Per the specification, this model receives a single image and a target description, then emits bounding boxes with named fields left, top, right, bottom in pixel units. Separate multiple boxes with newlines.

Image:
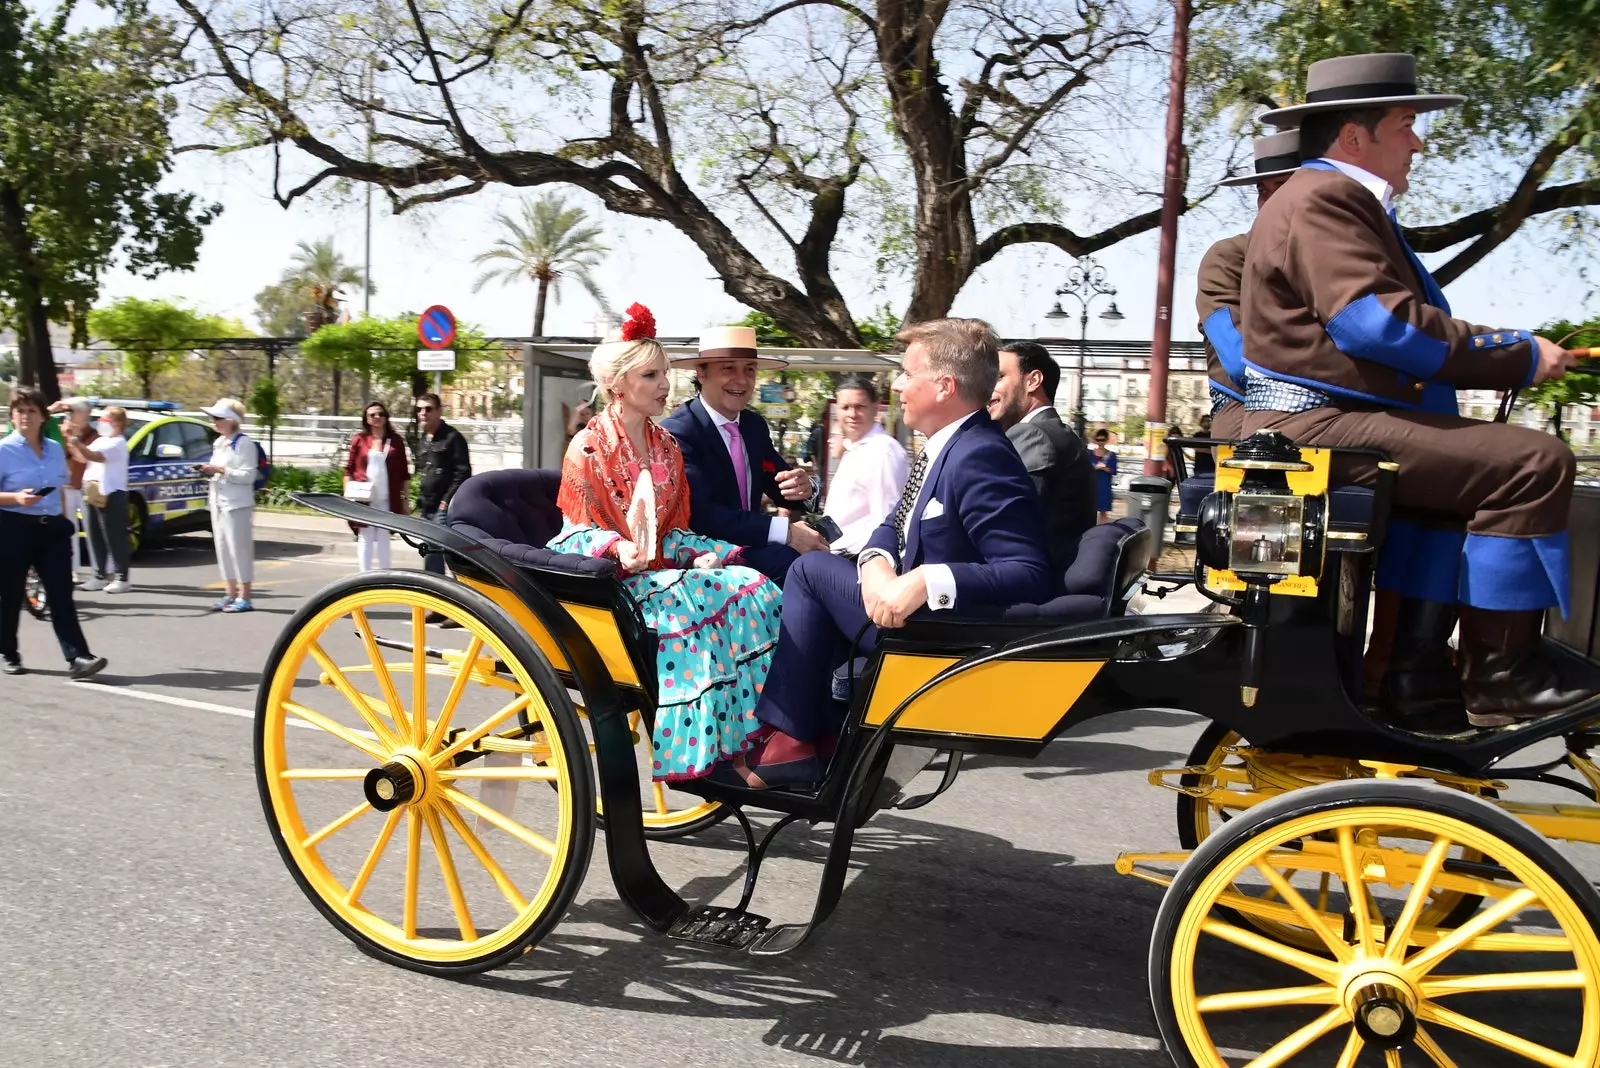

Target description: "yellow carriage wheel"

left=257, top=571, right=595, bottom=975
left=1150, top=779, right=1600, bottom=1068
left=1177, top=722, right=1487, bottom=951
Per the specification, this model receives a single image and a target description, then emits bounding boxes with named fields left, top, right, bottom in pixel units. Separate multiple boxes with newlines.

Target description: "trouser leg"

left=754, top=553, right=874, bottom=742
left=64, top=488, right=88, bottom=571
left=216, top=508, right=253, bottom=584
left=36, top=521, right=90, bottom=662
left=87, top=504, right=109, bottom=577
left=0, top=518, right=30, bottom=662
left=422, top=508, right=446, bottom=575
left=102, top=491, right=130, bottom=577
left=1211, top=401, right=1244, bottom=442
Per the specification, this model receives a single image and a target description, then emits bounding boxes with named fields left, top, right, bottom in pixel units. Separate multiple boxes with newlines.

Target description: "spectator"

left=1191, top=413, right=1216, bottom=477
left=0, top=386, right=106, bottom=678
left=412, top=392, right=472, bottom=576
left=1164, top=423, right=1186, bottom=481
left=199, top=398, right=260, bottom=612
left=1091, top=428, right=1118, bottom=523
left=344, top=401, right=411, bottom=571
left=821, top=376, right=908, bottom=556
left=50, top=397, right=98, bottom=581
left=69, top=405, right=132, bottom=593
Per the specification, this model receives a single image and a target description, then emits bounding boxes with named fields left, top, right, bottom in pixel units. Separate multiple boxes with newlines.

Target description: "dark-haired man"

left=1242, top=52, right=1593, bottom=726
left=821, top=376, right=907, bottom=556
left=989, top=341, right=1095, bottom=572
left=413, top=392, right=472, bottom=577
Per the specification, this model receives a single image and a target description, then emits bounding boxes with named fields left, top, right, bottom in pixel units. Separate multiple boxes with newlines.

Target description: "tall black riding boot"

left=1379, top=598, right=1465, bottom=728
left=1459, top=607, right=1600, bottom=727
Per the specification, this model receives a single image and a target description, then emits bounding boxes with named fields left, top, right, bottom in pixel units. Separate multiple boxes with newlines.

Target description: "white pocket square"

left=920, top=497, right=945, bottom=520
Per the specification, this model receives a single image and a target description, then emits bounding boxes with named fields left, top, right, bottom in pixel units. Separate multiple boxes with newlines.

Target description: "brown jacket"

left=1242, top=165, right=1534, bottom=407
left=1197, top=232, right=1248, bottom=399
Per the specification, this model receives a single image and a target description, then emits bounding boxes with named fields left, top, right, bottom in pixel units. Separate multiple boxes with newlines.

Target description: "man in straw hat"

left=661, top=325, right=829, bottom=584
left=1199, top=127, right=1301, bottom=442
left=1241, top=52, right=1595, bottom=727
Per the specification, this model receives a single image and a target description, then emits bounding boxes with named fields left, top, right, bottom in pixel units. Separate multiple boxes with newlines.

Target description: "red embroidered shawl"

left=556, top=406, right=691, bottom=554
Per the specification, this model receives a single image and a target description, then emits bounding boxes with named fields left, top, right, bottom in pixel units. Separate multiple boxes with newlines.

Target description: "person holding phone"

left=0, top=386, right=106, bottom=678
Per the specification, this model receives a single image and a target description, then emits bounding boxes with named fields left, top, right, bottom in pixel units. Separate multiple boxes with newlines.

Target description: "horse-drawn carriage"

left=257, top=432, right=1600, bottom=1067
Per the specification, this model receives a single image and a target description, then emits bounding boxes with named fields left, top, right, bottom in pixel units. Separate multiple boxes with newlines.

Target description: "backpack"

left=232, top=433, right=271, bottom=491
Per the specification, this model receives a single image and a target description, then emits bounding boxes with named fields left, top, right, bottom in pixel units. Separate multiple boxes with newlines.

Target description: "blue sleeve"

left=944, top=438, right=1053, bottom=603
left=1202, top=307, right=1247, bottom=383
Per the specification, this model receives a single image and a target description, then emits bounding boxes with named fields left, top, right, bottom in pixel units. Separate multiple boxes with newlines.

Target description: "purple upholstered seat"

left=446, top=469, right=617, bottom=577
left=999, top=517, right=1150, bottom=623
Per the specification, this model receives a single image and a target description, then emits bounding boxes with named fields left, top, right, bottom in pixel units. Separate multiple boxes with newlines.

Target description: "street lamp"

left=1044, top=257, right=1122, bottom=438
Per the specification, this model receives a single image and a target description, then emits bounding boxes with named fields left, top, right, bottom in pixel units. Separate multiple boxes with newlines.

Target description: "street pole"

left=1145, top=0, right=1192, bottom=475
left=1076, top=308, right=1089, bottom=439
left=360, top=61, right=375, bottom=409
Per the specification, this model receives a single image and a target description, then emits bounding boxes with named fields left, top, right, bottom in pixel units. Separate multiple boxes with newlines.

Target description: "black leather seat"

left=446, top=469, right=615, bottom=577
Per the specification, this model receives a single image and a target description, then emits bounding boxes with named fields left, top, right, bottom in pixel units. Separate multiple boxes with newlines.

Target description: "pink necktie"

left=722, top=422, right=750, bottom=509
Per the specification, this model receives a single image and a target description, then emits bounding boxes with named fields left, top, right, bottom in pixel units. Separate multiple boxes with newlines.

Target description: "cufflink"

left=1414, top=381, right=1425, bottom=391
left=936, top=593, right=951, bottom=607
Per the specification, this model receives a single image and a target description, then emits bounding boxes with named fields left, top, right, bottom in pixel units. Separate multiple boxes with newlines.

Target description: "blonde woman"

left=546, top=304, right=781, bottom=782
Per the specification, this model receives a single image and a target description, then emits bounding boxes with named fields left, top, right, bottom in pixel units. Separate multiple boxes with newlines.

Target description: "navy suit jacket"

left=660, top=397, right=795, bottom=548
left=864, top=410, right=1053, bottom=607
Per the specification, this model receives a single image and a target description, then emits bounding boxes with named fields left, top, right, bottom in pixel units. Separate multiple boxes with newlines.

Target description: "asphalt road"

left=2, top=527, right=1597, bottom=1068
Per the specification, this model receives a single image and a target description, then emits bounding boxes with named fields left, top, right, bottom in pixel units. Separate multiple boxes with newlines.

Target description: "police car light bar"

left=88, top=398, right=179, bottom=411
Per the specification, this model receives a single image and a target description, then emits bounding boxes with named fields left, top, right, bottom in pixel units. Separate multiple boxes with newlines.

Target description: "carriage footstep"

left=667, top=906, right=771, bottom=949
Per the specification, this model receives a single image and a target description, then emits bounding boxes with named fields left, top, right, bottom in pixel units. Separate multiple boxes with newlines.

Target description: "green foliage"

left=296, top=313, right=490, bottom=390
left=249, top=375, right=282, bottom=436
left=0, top=348, right=16, bottom=382
left=1521, top=318, right=1600, bottom=439
left=734, top=310, right=801, bottom=347
left=254, top=238, right=373, bottom=337
left=258, top=463, right=344, bottom=508
left=471, top=193, right=610, bottom=335
left=87, top=296, right=249, bottom=398
left=0, top=0, right=219, bottom=394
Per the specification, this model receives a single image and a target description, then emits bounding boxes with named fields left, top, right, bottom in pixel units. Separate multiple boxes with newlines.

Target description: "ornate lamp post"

left=1044, top=257, right=1124, bottom=438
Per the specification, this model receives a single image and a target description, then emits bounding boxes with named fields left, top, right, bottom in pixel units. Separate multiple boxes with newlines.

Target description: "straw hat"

left=1218, top=128, right=1303, bottom=187
left=1260, top=53, right=1464, bottom=128
left=669, top=325, right=789, bottom=370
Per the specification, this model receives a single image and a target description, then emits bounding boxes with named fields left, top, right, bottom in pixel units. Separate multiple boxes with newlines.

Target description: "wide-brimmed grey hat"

left=1219, top=128, right=1303, bottom=187
left=1260, top=53, right=1465, bottom=127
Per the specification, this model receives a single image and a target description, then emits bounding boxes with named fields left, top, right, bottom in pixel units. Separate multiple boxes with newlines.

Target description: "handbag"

left=343, top=479, right=374, bottom=503
left=83, top=480, right=107, bottom=508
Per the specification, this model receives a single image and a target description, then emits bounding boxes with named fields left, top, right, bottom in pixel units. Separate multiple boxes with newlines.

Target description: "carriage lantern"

left=1194, top=432, right=1327, bottom=706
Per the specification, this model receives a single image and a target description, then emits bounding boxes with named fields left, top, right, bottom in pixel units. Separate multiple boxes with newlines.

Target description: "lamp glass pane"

left=1228, top=493, right=1303, bottom=576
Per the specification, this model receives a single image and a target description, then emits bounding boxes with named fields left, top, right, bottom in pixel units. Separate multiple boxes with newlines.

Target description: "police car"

left=82, top=400, right=219, bottom=554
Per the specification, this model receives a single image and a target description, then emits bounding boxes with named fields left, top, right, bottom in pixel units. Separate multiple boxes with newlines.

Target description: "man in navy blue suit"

left=660, top=326, right=830, bottom=584
left=717, top=318, right=1052, bottom=788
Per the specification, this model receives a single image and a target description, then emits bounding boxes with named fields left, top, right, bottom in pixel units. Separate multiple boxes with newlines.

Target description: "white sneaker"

left=105, top=578, right=132, bottom=594
left=80, top=576, right=108, bottom=591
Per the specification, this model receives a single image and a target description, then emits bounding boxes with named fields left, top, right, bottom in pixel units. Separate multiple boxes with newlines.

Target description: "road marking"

left=63, top=681, right=365, bottom=737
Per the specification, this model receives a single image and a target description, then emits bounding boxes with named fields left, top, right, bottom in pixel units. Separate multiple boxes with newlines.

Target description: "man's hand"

left=860, top=555, right=896, bottom=621
left=615, top=540, right=647, bottom=573
left=786, top=520, right=829, bottom=554
left=775, top=467, right=813, bottom=501
left=1533, top=336, right=1581, bottom=385
left=198, top=463, right=224, bottom=475
left=867, top=568, right=929, bottom=629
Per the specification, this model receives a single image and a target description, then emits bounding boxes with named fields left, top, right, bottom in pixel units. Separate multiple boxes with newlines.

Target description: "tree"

left=0, top=348, right=16, bottom=382
left=0, top=0, right=219, bottom=402
left=297, top=312, right=486, bottom=394
left=254, top=238, right=372, bottom=413
left=1189, top=0, right=1600, bottom=285
left=249, top=375, right=281, bottom=459
left=87, top=296, right=249, bottom=398
left=471, top=194, right=610, bottom=336
left=1522, top=317, right=1600, bottom=441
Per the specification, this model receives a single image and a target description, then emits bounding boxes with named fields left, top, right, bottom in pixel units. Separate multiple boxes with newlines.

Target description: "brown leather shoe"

left=1459, top=607, right=1600, bottom=727
left=1379, top=599, right=1468, bottom=730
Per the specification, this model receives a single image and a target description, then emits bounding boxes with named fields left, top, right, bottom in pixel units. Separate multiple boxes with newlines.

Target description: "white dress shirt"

left=858, top=410, right=978, bottom=612
left=1018, top=403, right=1051, bottom=425
left=823, top=423, right=908, bottom=555
left=1317, top=157, right=1395, bottom=212
left=702, top=401, right=787, bottom=545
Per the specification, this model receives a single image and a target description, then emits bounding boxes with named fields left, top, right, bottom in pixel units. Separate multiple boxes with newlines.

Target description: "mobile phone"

left=33, top=486, right=56, bottom=496
left=807, top=514, right=844, bottom=544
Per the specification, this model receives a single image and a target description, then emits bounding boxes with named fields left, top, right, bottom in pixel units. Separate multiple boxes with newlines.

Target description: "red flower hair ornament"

left=620, top=303, right=657, bottom=341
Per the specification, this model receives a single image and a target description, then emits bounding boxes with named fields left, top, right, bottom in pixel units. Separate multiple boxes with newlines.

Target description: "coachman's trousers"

left=1242, top=405, right=1574, bottom=613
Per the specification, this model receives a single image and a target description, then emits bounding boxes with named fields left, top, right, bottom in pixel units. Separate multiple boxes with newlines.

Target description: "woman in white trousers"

left=200, top=399, right=259, bottom=612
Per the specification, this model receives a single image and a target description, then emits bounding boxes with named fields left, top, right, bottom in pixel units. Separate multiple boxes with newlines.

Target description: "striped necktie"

left=892, top=449, right=929, bottom=552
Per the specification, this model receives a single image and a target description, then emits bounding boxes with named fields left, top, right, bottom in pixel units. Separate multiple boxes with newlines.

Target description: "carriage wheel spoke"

left=1336, top=826, right=1375, bottom=955
left=443, top=787, right=556, bottom=856
left=283, top=701, right=386, bottom=762
left=281, top=768, right=370, bottom=780
left=308, top=642, right=399, bottom=750
left=303, top=800, right=371, bottom=849
left=1421, top=970, right=1588, bottom=998
left=1254, top=859, right=1351, bottom=961
left=1405, top=888, right=1539, bottom=976
left=1316, top=871, right=1330, bottom=913
left=353, top=608, right=413, bottom=741
left=1384, top=1051, right=1403, bottom=1068
left=1242, top=1006, right=1346, bottom=1068
left=402, top=809, right=422, bottom=939
left=346, top=807, right=403, bottom=906
left=653, top=782, right=670, bottom=815
left=436, top=799, right=529, bottom=912
left=443, top=764, right=561, bottom=781
left=423, top=635, right=482, bottom=754
left=423, top=805, right=477, bottom=941
left=1414, top=1025, right=1459, bottom=1068
left=1387, top=835, right=1453, bottom=961
left=1334, top=1027, right=1363, bottom=1068
left=433, top=694, right=534, bottom=765
left=411, top=608, right=428, bottom=747
left=1419, top=1001, right=1579, bottom=1068
left=1196, top=984, right=1337, bottom=1013
left=1200, top=918, right=1342, bottom=982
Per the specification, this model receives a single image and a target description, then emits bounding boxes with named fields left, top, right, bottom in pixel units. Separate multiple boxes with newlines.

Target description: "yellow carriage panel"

left=459, top=576, right=642, bottom=687
left=863, top=653, right=1105, bottom=740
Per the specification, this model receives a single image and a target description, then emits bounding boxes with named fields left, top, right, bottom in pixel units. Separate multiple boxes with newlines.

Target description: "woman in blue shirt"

left=1090, top=427, right=1118, bottom=523
left=0, top=386, right=106, bottom=678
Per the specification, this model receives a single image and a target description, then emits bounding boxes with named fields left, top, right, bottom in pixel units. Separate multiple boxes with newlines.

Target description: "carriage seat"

left=445, top=469, right=615, bottom=577
left=1175, top=474, right=1377, bottom=534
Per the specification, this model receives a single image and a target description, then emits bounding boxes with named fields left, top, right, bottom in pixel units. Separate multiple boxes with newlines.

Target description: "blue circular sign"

left=418, top=305, right=456, bottom=349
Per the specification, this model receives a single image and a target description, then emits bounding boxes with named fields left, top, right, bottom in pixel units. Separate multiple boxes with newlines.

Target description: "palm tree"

left=471, top=194, right=610, bottom=336
left=274, top=238, right=371, bottom=413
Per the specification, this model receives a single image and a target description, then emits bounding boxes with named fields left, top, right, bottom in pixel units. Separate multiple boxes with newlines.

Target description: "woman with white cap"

left=198, top=398, right=260, bottom=612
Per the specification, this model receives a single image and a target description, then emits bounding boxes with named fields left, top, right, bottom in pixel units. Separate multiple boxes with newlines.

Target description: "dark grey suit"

left=1005, top=406, right=1096, bottom=574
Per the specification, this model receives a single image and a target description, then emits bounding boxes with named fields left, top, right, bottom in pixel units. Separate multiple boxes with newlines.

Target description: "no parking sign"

left=418, top=305, right=457, bottom=349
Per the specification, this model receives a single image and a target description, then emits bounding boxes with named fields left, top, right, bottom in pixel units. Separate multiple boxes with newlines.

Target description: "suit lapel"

left=905, top=412, right=979, bottom=566
left=1388, top=212, right=1450, bottom=314
left=691, top=398, right=748, bottom=508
